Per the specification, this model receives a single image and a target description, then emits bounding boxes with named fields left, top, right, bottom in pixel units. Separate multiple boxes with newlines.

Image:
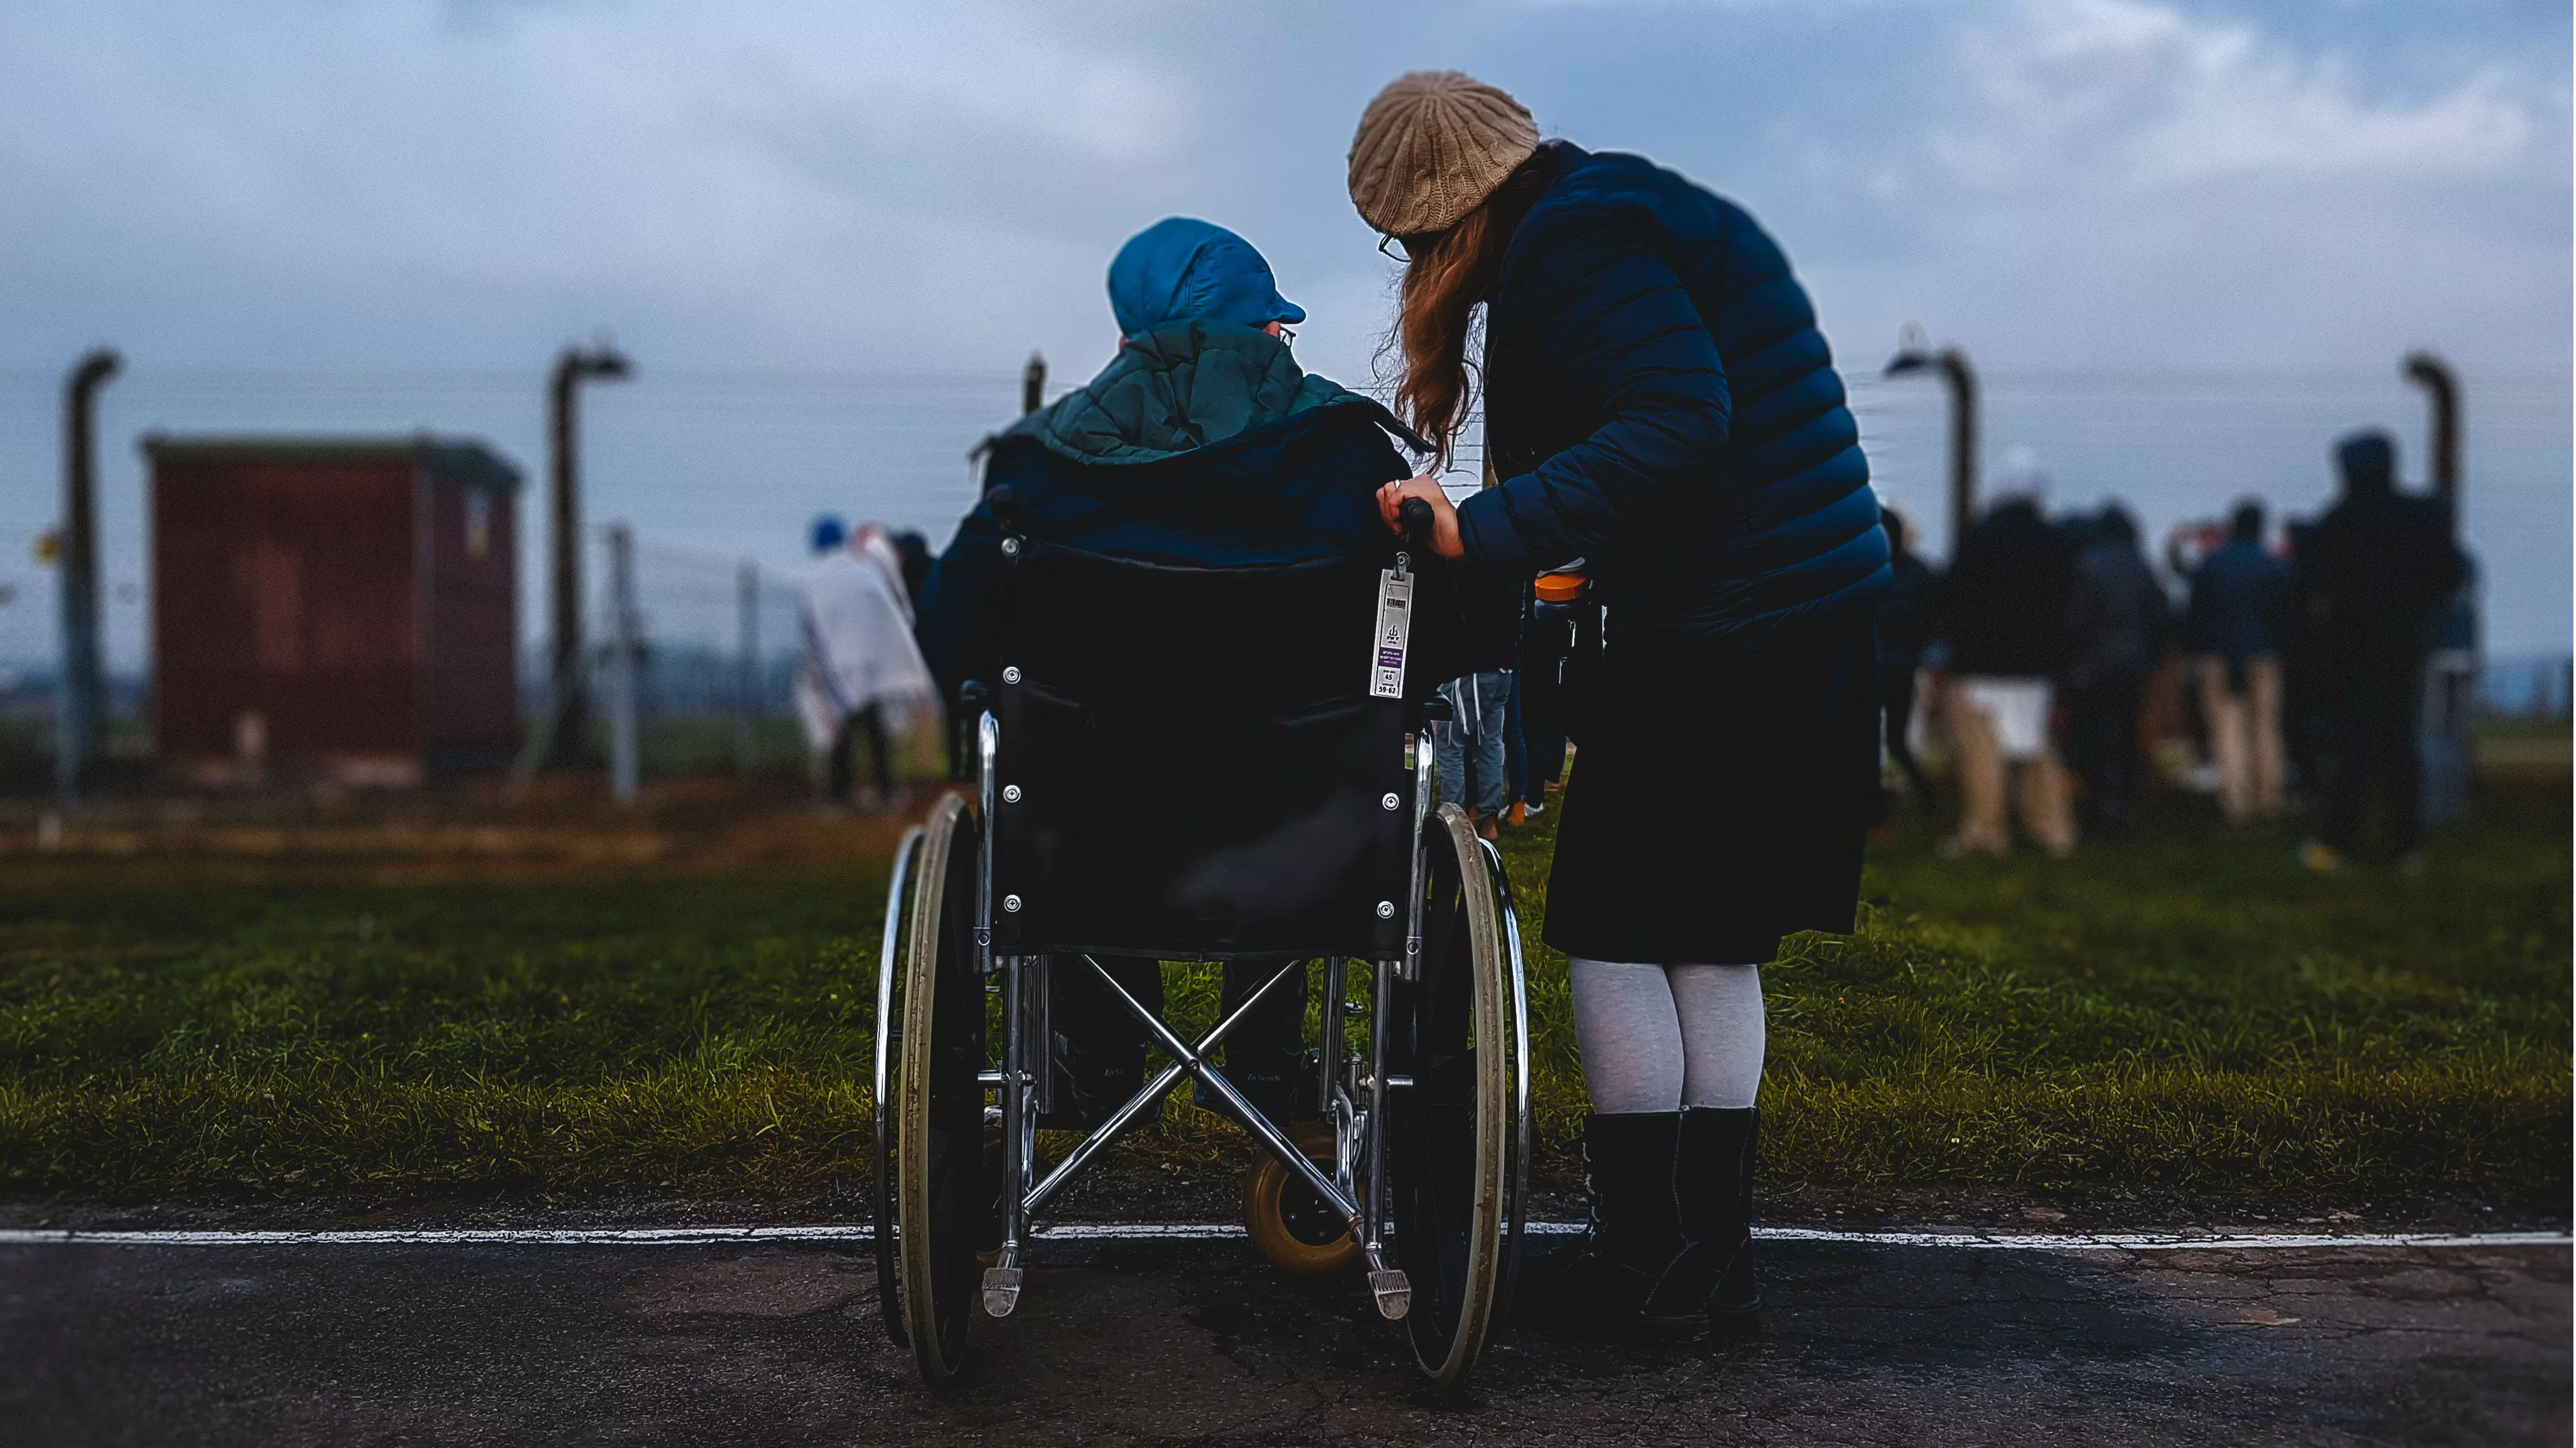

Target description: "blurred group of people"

left=1883, top=428, right=2469, bottom=869
left=1426, top=570, right=1582, bottom=840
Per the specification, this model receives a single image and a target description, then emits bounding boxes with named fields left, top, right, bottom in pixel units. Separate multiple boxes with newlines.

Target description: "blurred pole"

left=58, top=348, right=120, bottom=807
left=1884, top=326, right=1978, bottom=555
left=604, top=523, right=641, bottom=806
left=2406, top=352, right=2472, bottom=825
left=546, top=342, right=631, bottom=767
left=2402, top=351, right=2460, bottom=520
left=735, top=559, right=759, bottom=778
left=1943, top=351, right=1979, bottom=548
left=1022, top=352, right=1046, bottom=415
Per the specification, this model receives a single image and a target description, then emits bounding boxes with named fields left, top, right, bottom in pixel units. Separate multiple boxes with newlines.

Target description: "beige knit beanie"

left=1347, top=71, right=1540, bottom=238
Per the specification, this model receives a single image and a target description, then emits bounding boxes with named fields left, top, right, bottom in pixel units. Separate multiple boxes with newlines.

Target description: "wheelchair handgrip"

left=1396, top=497, right=1436, bottom=553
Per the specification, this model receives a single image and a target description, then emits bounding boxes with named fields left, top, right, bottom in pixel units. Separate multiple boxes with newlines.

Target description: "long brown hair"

left=1386, top=148, right=1554, bottom=466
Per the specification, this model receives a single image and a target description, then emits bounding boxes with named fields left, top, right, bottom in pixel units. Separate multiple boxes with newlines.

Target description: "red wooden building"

left=145, top=435, right=522, bottom=786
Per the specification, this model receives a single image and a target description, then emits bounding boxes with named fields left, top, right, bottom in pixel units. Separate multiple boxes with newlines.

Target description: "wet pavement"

left=4, top=1234, right=2565, bottom=1445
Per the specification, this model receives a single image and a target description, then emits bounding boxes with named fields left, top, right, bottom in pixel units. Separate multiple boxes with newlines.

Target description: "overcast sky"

left=1, top=0, right=2568, bottom=663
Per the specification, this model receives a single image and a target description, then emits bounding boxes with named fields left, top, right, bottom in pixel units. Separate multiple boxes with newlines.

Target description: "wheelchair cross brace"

left=975, top=710, right=1434, bottom=1326
left=980, top=950, right=1411, bottom=1322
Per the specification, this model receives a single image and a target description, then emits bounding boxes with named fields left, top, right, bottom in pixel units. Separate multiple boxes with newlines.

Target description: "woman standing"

left=1350, top=72, right=1888, bottom=1331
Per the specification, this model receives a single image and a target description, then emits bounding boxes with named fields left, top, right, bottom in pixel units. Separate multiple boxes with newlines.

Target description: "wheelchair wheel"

left=1384, top=802, right=1526, bottom=1388
left=1243, top=1124, right=1359, bottom=1275
left=887, top=793, right=987, bottom=1387
left=872, top=822, right=926, bottom=1350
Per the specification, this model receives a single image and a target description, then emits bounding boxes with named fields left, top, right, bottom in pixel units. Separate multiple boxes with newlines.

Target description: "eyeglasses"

left=1277, top=325, right=1296, bottom=350
left=1378, top=230, right=1451, bottom=262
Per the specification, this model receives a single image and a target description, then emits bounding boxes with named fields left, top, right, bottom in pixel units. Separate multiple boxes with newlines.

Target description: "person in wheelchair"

left=888, top=216, right=1521, bottom=1388
left=915, top=217, right=1474, bottom=1142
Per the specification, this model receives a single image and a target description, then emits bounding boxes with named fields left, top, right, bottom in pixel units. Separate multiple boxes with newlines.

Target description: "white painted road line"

left=0, top=1224, right=2562, bottom=1251
left=1747, top=1227, right=2571, bottom=1251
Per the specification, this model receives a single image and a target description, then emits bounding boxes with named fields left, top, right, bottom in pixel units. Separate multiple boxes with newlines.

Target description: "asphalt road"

left=5, top=1234, right=2565, bottom=1446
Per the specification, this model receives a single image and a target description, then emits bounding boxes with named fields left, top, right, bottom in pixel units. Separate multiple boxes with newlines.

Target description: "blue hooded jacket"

left=915, top=322, right=1499, bottom=699
left=1463, top=144, right=1889, bottom=654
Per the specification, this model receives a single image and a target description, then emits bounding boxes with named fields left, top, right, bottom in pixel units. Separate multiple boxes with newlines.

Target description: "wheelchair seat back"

left=991, top=539, right=1412, bottom=960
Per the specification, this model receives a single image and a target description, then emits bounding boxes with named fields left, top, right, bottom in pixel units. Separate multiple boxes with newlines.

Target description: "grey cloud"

left=0, top=0, right=2563, bottom=664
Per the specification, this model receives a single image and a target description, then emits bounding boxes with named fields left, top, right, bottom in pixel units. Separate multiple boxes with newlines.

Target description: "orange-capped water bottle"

left=1533, top=570, right=1587, bottom=603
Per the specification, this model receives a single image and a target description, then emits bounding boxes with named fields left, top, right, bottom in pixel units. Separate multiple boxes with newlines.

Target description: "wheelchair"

left=872, top=500, right=1532, bottom=1389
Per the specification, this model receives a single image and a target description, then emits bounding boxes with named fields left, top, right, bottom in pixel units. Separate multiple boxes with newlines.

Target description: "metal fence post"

left=2403, top=351, right=2461, bottom=512
left=1883, top=325, right=1978, bottom=557
left=545, top=342, right=631, bottom=769
left=736, top=559, right=759, bottom=777
left=58, top=348, right=120, bottom=806
left=605, top=523, right=641, bottom=805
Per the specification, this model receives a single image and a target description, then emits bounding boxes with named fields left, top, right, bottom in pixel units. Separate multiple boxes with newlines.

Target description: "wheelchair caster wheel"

left=1242, top=1124, right=1358, bottom=1276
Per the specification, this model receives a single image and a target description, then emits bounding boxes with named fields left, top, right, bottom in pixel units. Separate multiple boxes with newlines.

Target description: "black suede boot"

left=1526, top=1112, right=1683, bottom=1316
left=1639, top=1106, right=1760, bottom=1333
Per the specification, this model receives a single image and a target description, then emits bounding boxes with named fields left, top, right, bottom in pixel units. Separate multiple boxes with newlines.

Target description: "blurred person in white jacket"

left=798, top=515, right=938, bottom=808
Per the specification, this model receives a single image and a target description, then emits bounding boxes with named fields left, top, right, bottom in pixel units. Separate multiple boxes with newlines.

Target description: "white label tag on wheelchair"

left=1368, top=568, right=1413, bottom=699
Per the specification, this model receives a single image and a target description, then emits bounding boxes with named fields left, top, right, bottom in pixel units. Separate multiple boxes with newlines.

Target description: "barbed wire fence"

left=610, top=530, right=803, bottom=778
left=1, top=361, right=2570, bottom=797
left=568, top=525, right=966, bottom=801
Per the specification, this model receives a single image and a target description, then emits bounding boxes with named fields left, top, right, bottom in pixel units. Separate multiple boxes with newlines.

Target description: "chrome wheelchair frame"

left=873, top=696, right=1532, bottom=1390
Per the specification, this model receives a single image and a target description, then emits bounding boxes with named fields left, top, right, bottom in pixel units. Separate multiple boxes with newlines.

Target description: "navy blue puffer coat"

left=1462, top=144, right=1888, bottom=652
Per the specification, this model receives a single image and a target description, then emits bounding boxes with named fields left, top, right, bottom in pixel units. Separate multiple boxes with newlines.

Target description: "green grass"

left=0, top=870, right=888, bottom=1196
left=1, top=782, right=2565, bottom=1207
left=1504, top=785, right=2569, bottom=1202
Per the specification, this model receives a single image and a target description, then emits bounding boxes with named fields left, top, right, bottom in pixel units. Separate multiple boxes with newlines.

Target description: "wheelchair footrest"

left=982, top=1266, right=1024, bottom=1318
left=1368, top=1269, right=1411, bottom=1320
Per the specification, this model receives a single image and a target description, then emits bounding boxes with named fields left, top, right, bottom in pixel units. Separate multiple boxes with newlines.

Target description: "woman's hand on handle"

left=1375, top=474, right=1466, bottom=560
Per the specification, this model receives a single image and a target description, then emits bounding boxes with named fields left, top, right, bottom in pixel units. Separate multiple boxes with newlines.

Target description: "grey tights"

left=1569, top=959, right=1765, bottom=1113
